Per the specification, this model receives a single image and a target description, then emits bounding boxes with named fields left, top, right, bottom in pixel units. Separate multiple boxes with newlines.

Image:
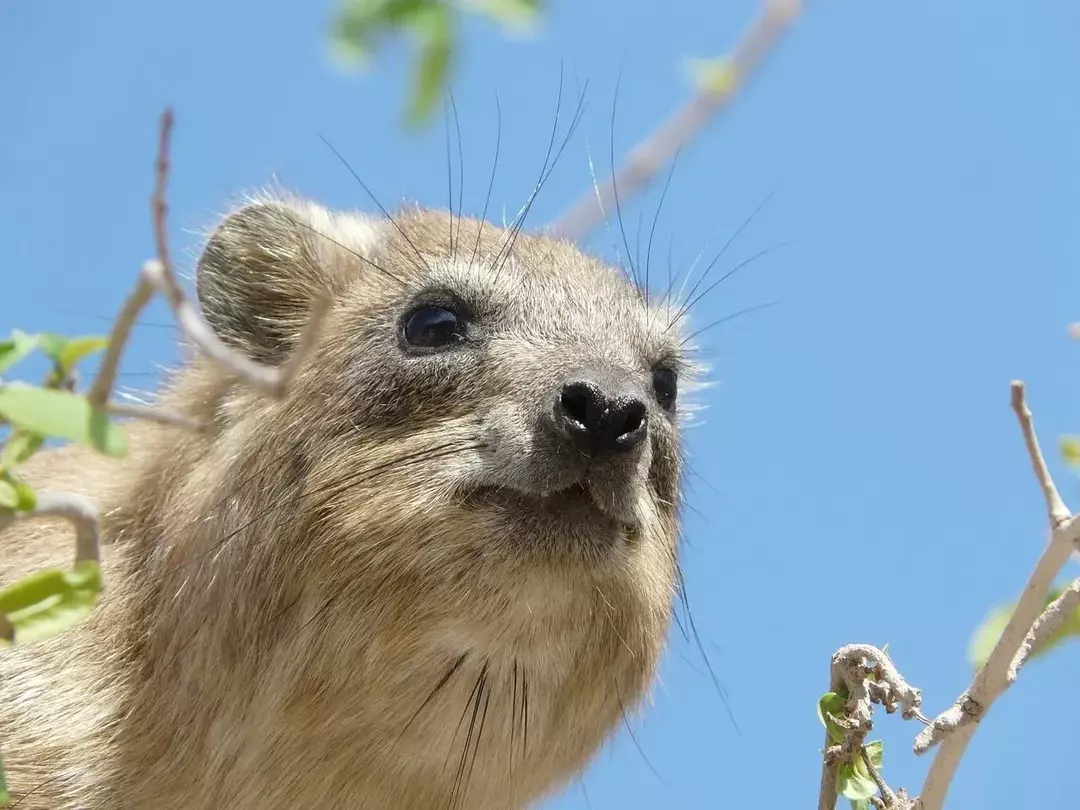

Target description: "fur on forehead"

left=193, top=192, right=707, bottom=395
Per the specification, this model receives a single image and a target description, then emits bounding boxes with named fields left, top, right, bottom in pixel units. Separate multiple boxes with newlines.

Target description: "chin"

left=461, top=481, right=643, bottom=564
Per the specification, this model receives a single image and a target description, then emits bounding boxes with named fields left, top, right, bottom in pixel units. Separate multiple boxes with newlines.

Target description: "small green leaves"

left=817, top=690, right=849, bottom=744
left=0, top=383, right=128, bottom=458
left=38, top=334, right=108, bottom=379
left=835, top=741, right=883, bottom=808
left=0, top=471, right=36, bottom=513
left=0, top=330, right=39, bottom=375
left=819, top=691, right=887, bottom=808
left=685, top=55, right=737, bottom=98
left=405, top=4, right=455, bottom=125
left=1062, top=435, right=1080, bottom=467
left=0, top=561, right=103, bottom=646
left=968, top=587, right=1080, bottom=670
left=464, top=0, right=540, bottom=33
left=1, top=430, right=44, bottom=471
left=331, top=0, right=544, bottom=125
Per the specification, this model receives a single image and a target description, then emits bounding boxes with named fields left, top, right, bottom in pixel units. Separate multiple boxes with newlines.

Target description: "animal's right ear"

left=195, top=200, right=341, bottom=365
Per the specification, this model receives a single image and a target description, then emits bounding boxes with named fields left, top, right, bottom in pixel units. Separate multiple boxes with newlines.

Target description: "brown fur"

left=0, top=196, right=691, bottom=808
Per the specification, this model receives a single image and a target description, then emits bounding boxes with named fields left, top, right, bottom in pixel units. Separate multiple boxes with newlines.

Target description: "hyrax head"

left=193, top=196, right=691, bottom=621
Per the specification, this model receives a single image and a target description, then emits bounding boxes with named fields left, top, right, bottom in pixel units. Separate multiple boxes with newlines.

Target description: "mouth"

left=462, top=479, right=639, bottom=533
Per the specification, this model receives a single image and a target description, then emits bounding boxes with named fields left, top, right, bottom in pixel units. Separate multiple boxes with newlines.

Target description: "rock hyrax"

left=0, top=195, right=694, bottom=808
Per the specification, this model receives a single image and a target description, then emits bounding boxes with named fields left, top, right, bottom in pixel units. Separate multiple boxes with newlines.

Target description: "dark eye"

left=652, top=367, right=678, bottom=411
left=403, top=305, right=465, bottom=350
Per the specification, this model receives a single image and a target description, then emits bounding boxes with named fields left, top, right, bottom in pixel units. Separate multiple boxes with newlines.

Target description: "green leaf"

left=406, top=10, right=454, bottom=125
left=837, top=756, right=877, bottom=801
left=864, top=739, right=884, bottom=770
left=0, top=748, right=7, bottom=806
left=1062, top=436, right=1080, bottom=467
left=0, top=383, right=128, bottom=458
left=38, top=334, right=108, bottom=376
left=464, top=0, right=541, bottom=34
left=0, top=472, right=36, bottom=513
left=0, top=330, right=39, bottom=375
left=331, top=0, right=435, bottom=65
left=1, top=430, right=45, bottom=470
left=0, top=560, right=102, bottom=646
left=817, top=690, right=849, bottom=744
left=968, top=587, right=1080, bottom=670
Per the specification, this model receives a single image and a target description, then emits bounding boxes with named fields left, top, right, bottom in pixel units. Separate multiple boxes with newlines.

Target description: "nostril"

left=616, top=400, right=647, bottom=439
left=554, top=378, right=649, bottom=456
left=559, top=382, right=593, bottom=428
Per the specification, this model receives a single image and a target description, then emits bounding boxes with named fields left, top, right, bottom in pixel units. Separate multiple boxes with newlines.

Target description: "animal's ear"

left=195, top=199, right=341, bottom=365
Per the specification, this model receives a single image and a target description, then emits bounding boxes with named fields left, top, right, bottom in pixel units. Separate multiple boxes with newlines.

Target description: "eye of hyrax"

left=652, top=366, right=678, bottom=411
left=402, top=304, right=466, bottom=351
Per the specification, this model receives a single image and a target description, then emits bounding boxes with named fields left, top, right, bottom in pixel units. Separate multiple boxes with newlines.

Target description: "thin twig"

left=1010, top=381, right=1070, bottom=528
left=0, top=491, right=101, bottom=567
left=143, top=109, right=327, bottom=398
left=86, top=276, right=155, bottom=407
left=106, top=401, right=203, bottom=432
left=914, top=381, right=1078, bottom=810
left=1007, top=576, right=1080, bottom=683
left=548, top=0, right=803, bottom=241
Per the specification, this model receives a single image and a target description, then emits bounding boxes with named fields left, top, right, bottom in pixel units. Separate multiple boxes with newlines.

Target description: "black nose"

left=553, top=378, right=648, bottom=457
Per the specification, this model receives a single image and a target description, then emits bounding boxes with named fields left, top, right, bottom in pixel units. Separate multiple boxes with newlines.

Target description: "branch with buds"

left=818, top=381, right=1080, bottom=810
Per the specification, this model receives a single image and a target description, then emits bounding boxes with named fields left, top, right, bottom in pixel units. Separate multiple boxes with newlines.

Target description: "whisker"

left=668, top=241, right=790, bottom=331
left=275, top=212, right=408, bottom=289
left=609, top=66, right=644, bottom=302
left=673, top=182, right=781, bottom=314
left=675, top=562, right=740, bottom=734
left=470, top=92, right=502, bottom=269
left=316, top=133, right=434, bottom=276
left=646, top=147, right=680, bottom=308
left=450, top=91, right=465, bottom=255
left=680, top=300, right=780, bottom=346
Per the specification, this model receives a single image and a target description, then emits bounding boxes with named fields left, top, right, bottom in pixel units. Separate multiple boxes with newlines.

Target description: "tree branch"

left=1007, top=575, right=1080, bottom=684
left=90, top=108, right=327, bottom=413
left=818, top=645, right=923, bottom=810
left=549, top=0, right=803, bottom=241
left=913, top=381, right=1077, bottom=810
left=0, top=491, right=101, bottom=566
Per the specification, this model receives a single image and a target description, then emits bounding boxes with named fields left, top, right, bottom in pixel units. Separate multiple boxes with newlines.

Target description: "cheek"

left=648, top=429, right=682, bottom=506
left=341, top=352, right=488, bottom=432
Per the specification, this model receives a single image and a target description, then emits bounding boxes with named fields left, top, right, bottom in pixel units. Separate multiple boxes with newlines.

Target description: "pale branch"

left=86, top=273, right=155, bottom=408
left=0, top=491, right=101, bottom=566
left=818, top=645, right=923, bottom=810
left=549, top=0, right=804, bottom=242
left=913, top=381, right=1078, bottom=810
left=1010, top=380, right=1070, bottom=529
left=105, top=401, right=204, bottom=432
left=144, top=109, right=328, bottom=399
left=1008, top=575, right=1080, bottom=683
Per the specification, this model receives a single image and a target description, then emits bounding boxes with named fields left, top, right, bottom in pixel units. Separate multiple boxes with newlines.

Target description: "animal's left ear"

left=195, top=198, right=345, bottom=365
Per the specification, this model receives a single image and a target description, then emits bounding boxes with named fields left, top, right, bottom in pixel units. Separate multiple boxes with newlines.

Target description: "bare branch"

left=549, top=0, right=804, bottom=241
left=0, top=491, right=101, bottom=566
left=86, top=276, right=155, bottom=408
left=1010, top=380, right=1070, bottom=528
left=106, top=401, right=204, bottom=432
left=1008, top=575, right=1080, bottom=683
left=142, top=109, right=327, bottom=398
left=914, top=382, right=1078, bottom=810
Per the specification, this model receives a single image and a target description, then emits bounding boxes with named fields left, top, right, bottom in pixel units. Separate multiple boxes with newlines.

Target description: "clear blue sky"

left=4, top=1, right=1080, bottom=806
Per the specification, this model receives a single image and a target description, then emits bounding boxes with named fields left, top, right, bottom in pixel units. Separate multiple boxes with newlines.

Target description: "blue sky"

left=4, top=1, right=1080, bottom=806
